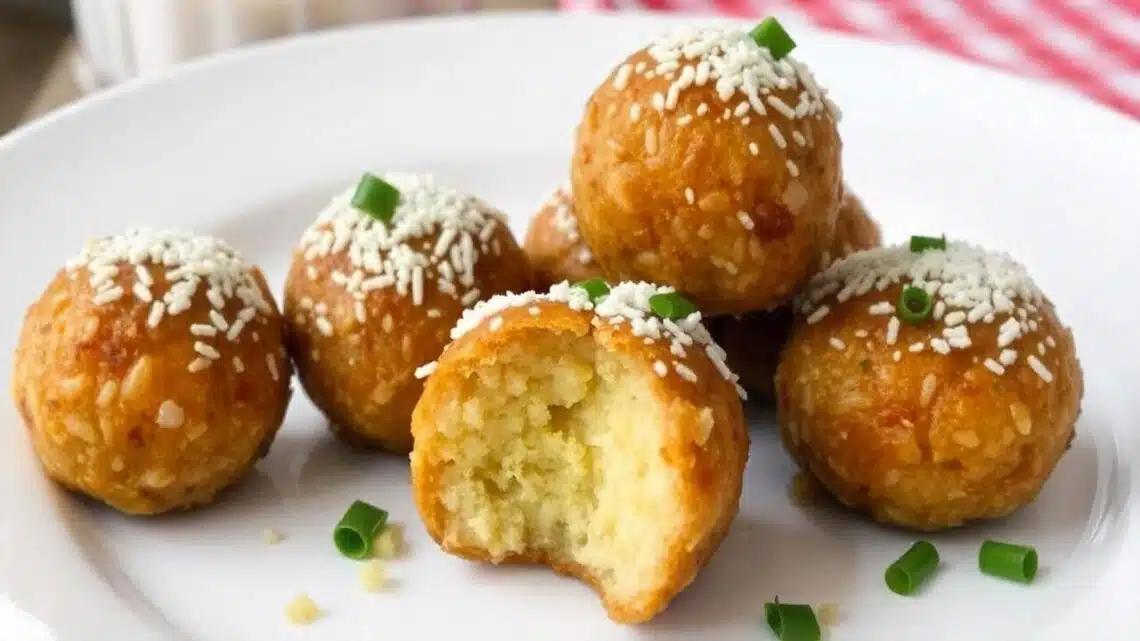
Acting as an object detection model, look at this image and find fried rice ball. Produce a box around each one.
[522,184,602,289]
[775,240,1083,530]
[708,187,882,403]
[410,282,748,623]
[12,230,292,515]
[284,173,530,453]
[571,24,843,314]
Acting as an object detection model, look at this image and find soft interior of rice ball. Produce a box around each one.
[434,332,680,599]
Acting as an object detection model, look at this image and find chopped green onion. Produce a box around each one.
[979,540,1038,584]
[649,292,698,320]
[764,599,821,641]
[334,500,389,560]
[351,173,401,224]
[909,234,947,253]
[898,286,933,324]
[885,540,940,596]
[575,278,610,303]
[750,17,797,61]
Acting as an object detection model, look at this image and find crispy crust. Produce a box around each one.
[709,188,882,403]
[571,48,843,314]
[11,267,291,515]
[283,224,531,452]
[775,286,1083,530]
[410,302,748,623]
[522,188,603,289]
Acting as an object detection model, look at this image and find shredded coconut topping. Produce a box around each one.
[65,228,274,374]
[800,241,1058,383]
[297,173,505,325]
[416,281,745,398]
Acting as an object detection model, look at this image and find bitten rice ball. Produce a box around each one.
[410,282,748,623]
[522,184,602,289]
[12,230,292,515]
[571,23,843,314]
[775,239,1083,530]
[708,186,881,403]
[284,172,531,453]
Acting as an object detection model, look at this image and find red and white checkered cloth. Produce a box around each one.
[557,0,1140,119]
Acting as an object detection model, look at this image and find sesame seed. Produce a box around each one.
[806,306,830,325]
[315,317,334,337]
[194,342,221,360]
[792,131,806,146]
[1027,355,1054,382]
[1037,343,1046,356]
[613,63,633,90]
[190,324,217,337]
[749,142,760,156]
[226,318,246,341]
[684,187,695,204]
[768,124,787,148]
[892,350,902,362]
[696,103,709,115]
[786,160,800,177]
[1046,335,1057,348]
[209,309,229,332]
[266,355,279,381]
[187,358,211,373]
[252,332,260,342]
[736,211,755,230]
[147,302,165,328]
[414,362,438,379]
[984,358,1005,375]
[920,374,937,406]
[629,104,641,121]
[233,356,245,373]
[381,314,394,333]
[829,337,846,351]
[653,361,668,377]
[885,316,901,345]
[92,286,125,305]
[854,329,869,338]
[674,362,698,382]
[644,127,658,155]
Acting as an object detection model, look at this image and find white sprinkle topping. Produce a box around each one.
[930,338,951,354]
[489,317,503,332]
[232,356,245,373]
[828,337,846,351]
[1046,335,1057,348]
[854,329,869,338]
[629,104,642,121]
[613,63,633,90]
[209,309,229,332]
[768,124,786,148]
[684,187,695,205]
[674,362,698,382]
[909,342,925,352]
[736,211,755,230]
[355,301,367,323]
[806,305,830,325]
[146,302,165,329]
[999,349,1018,366]
[298,173,502,312]
[920,374,938,406]
[190,324,217,337]
[424,281,743,399]
[892,350,902,362]
[1027,355,1054,382]
[786,160,800,177]
[944,310,966,326]
[315,317,334,337]
[885,316,901,345]
[187,358,211,373]
[92,286,125,305]
[749,142,760,156]
[266,355,279,381]
[194,342,221,360]
[984,358,1006,375]
[792,131,806,146]
[461,289,481,307]
[156,400,184,428]
[414,361,438,379]
[868,302,895,316]
[226,318,246,341]
[653,361,668,377]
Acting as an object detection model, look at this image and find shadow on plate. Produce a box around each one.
[641,515,857,634]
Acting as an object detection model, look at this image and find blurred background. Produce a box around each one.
[0,0,1137,137]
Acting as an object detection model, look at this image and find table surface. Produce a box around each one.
[1,0,553,135]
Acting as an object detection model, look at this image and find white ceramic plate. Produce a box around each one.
[1,11,1138,641]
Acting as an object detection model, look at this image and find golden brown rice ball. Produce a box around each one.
[284,172,531,453]
[411,281,748,623]
[708,186,882,403]
[12,230,292,515]
[775,239,1083,530]
[522,184,603,289]
[571,23,843,314]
